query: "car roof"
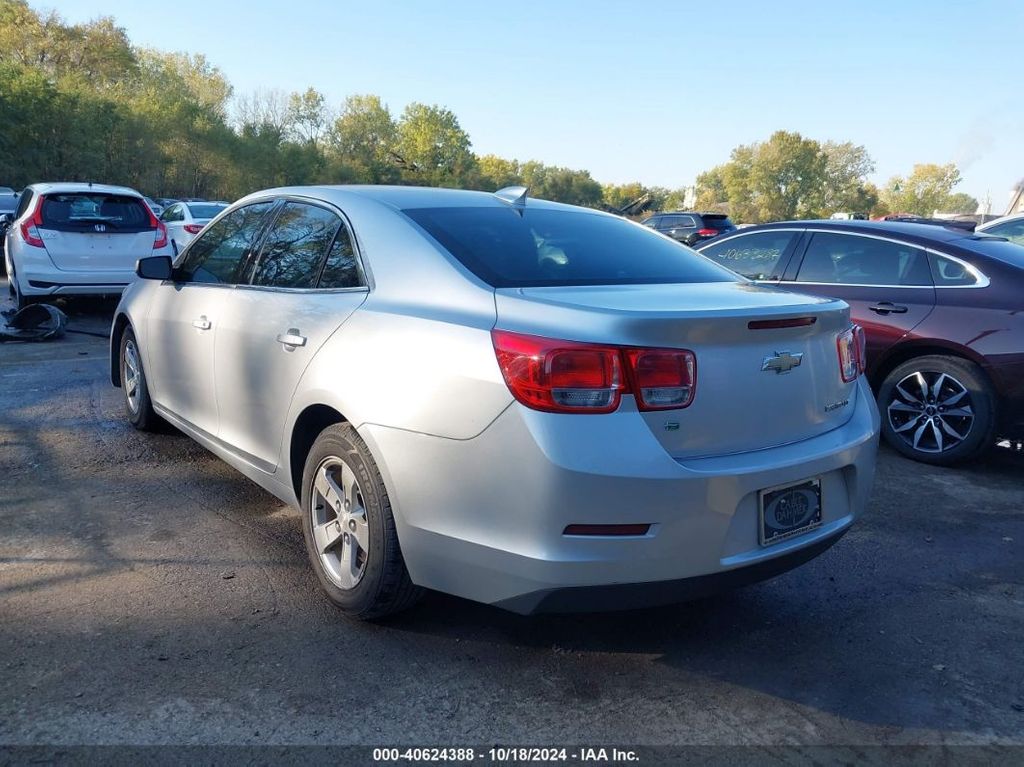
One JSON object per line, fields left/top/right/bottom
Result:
{"left": 725, "top": 219, "right": 978, "bottom": 244}
{"left": 26, "top": 182, "right": 142, "bottom": 197}
{"left": 235, "top": 185, "right": 589, "bottom": 214}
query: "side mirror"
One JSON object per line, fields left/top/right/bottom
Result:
{"left": 136, "top": 255, "right": 173, "bottom": 281}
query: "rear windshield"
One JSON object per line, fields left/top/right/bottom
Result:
{"left": 403, "top": 206, "right": 736, "bottom": 288}
{"left": 41, "top": 193, "right": 152, "bottom": 232}
{"left": 187, "top": 203, "right": 227, "bottom": 219}
{"left": 957, "top": 236, "right": 1024, "bottom": 268}
{"left": 702, "top": 215, "right": 734, "bottom": 229}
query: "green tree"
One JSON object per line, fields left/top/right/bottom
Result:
{"left": 944, "top": 192, "right": 979, "bottom": 215}
{"left": 395, "top": 103, "right": 476, "bottom": 187}
{"left": 820, "top": 141, "right": 877, "bottom": 215}
{"left": 328, "top": 94, "right": 399, "bottom": 183}
{"left": 881, "top": 163, "right": 964, "bottom": 216}
{"left": 287, "top": 87, "right": 328, "bottom": 147}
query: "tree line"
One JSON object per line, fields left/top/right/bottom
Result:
{"left": 0, "top": 0, "right": 977, "bottom": 221}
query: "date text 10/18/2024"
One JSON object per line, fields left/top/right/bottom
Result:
{"left": 373, "top": 747, "right": 640, "bottom": 763}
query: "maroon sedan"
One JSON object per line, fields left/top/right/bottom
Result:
{"left": 698, "top": 221, "right": 1024, "bottom": 465}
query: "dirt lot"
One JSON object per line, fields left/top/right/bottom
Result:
{"left": 1, "top": 290, "right": 1022, "bottom": 750}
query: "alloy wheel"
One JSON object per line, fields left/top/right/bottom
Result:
{"left": 309, "top": 456, "right": 369, "bottom": 590}
{"left": 887, "top": 370, "right": 975, "bottom": 454}
{"left": 123, "top": 339, "right": 142, "bottom": 414}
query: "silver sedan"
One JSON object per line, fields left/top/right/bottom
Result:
{"left": 111, "top": 186, "right": 880, "bottom": 618}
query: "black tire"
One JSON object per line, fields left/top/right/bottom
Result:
{"left": 878, "top": 354, "right": 996, "bottom": 466}
{"left": 300, "top": 423, "right": 422, "bottom": 620}
{"left": 119, "top": 327, "right": 159, "bottom": 431}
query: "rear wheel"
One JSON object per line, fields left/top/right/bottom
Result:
{"left": 120, "top": 327, "right": 159, "bottom": 430}
{"left": 300, "top": 423, "right": 422, "bottom": 620}
{"left": 878, "top": 355, "right": 995, "bottom": 465}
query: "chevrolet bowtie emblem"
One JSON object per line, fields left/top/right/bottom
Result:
{"left": 762, "top": 351, "right": 803, "bottom": 374}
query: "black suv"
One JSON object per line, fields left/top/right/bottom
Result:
{"left": 641, "top": 212, "right": 736, "bottom": 246}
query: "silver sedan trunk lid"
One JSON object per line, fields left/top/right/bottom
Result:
{"left": 495, "top": 282, "right": 857, "bottom": 458}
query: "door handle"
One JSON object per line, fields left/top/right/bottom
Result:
{"left": 868, "top": 302, "right": 908, "bottom": 315}
{"left": 277, "top": 329, "right": 307, "bottom": 349}
{"left": 191, "top": 316, "right": 211, "bottom": 330}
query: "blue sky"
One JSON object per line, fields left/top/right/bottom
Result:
{"left": 49, "top": 0, "right": 1024, "bottom": 209}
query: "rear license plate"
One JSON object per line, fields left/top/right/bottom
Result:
{"left": 759, "top": 478, "right": 822, "bottom": 546}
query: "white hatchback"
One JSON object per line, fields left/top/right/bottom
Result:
{"left": 4, "top": 182, "right": 173, "bottom": 309}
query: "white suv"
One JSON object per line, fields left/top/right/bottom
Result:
{"left": 4, "top": 182, "right": 172, "bottom": 309}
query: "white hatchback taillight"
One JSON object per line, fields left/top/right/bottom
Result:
{"left": 837, "top": 325, "right": 866, "bottom": 383}
{"left": 492, "top": 330, "right": 696, "bottom": 414}
{"left": 20, "top": 195, "right": 45, "bottom": 248}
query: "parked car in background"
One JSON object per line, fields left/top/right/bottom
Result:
{"left": 160, "top": 200, "right": 229, "bottom": 254}
{"left": 4, "top": 182, "right": 172, "bottom": 309}
{"left": 0, "top": 191, "right": 18, "bottom": 271}
{"left": 641, "top": 212, "right": 736, "bottom": 246}
{"left": 143, "top": 196, "right": 164, "bottom": 217}
{"left": 977, "top": 212, "right": 1024, "bottom": 245}
{"left": 697, "top": 221, "right": 1024, "bottom": 465}
{"left": 111, "top": 185, "right": 878, "bottom": 619}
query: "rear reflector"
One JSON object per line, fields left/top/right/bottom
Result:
{"left": 564, "top": 524, "right": 651, "bottom": 537}
{"left": 748, "top": 317, "right": 817, "bottom": 330}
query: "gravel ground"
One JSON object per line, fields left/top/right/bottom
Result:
{"left": 1, "top": 289, "right": 1022, "bottom": 750}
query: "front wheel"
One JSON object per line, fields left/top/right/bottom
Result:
{"left": 300, "top": 423, "right": 422, "bottom": 620}
{"left": 878, "top": 355, "right": 995, "bottom": 465}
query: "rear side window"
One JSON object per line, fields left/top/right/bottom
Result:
{"left": 929, "top": 254, "right": 980, "bottom": 286}
{"left": 250, "top": 203, "right": 341, "bottom": 289}
{"left": 177, "top": 201, "right": 274, "bottom": 284}
{"left": 700, "top": 231, "right": 796, "bottom": 280}
{"left": 319, "top": 227, "right": 363, "bottom": 288}
{"left": 403, "top": 207, "right": 735, "bottom": 288}
{"left": 796, "top": 232, "right": 931, "bottom": 286}
{"left": 187, "top": 203, "right": 228, "bottom": 220}
{"left": 40, "top": 193, "right": 152, "bottom": 232}
{"left": 161, "top": 205, "right": 184, "bottom": 222}
{"left": 661, "top": 215, "right": 696, "bottom": 228}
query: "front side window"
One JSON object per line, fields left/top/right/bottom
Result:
{"left": 250, "top": 202, "right": 342, "bottom": 289}
{"left": 177, "top": 201, "right": 274, "bottom": 284}
{"left": 403, "top": 206, "right": 735, "bottom": 288}
{"left": 796, "top": 232, "right": 931, "bottom": 286}
{"left": 700, "top": 231, "right": 796, "bottom": 280}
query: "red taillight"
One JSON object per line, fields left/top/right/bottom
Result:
{"left": 146, "top": 206, "right": 168, "bottom": 249}
{"left": 853, "top": 324, "right": 867, "bottom": 375}
{"left": 20, "top": 195, "right": 45, "bottom": 248}
{"left": 183, "top": 223, "right": 204, "bottom": 234}
{"left": 491, "top": 330, "right": 696, "bottom": 414}
{"left": 697, "top": 228, "right": 719, "bottom": 237}
{"left": 492, "top": 331, "right": 624, "bottom": 413}
{"left": 837, "top": 325, "right": 865, "bottom": 383}
{"left": 624, "top": 349, "right": 696, "bottom": 410}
